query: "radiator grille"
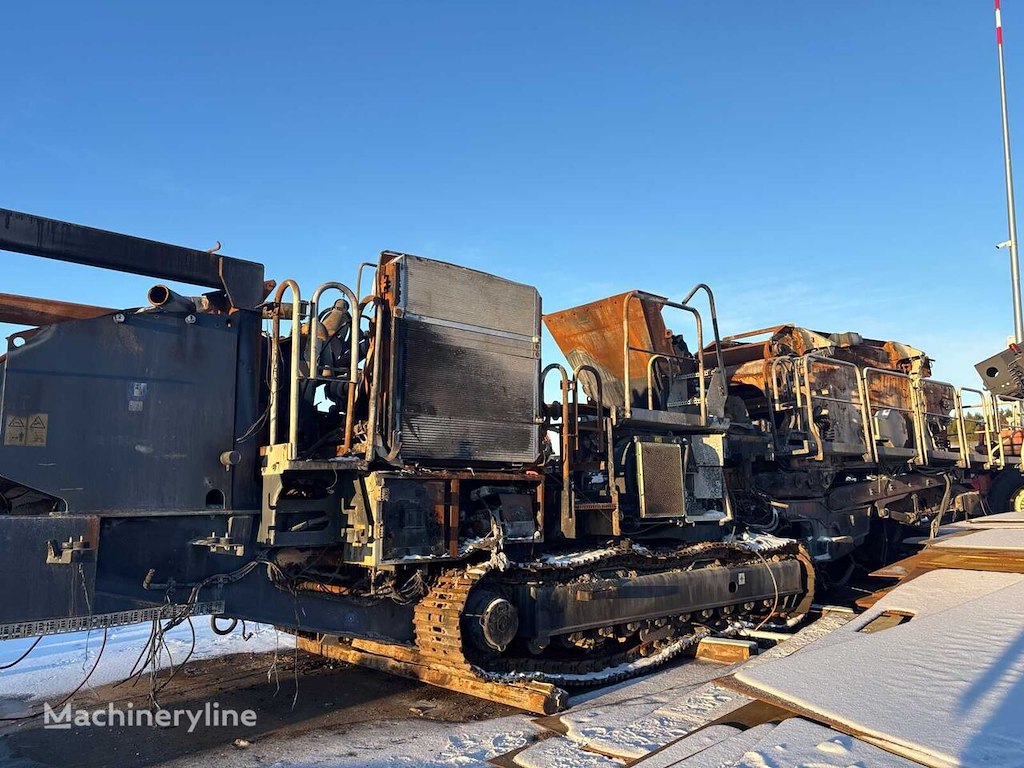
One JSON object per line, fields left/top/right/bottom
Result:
{"left": 394, "top": 256, "right": 540, "bottom": 463}
{"left": 636, "top": 442, "right": 686, "bottom": 518}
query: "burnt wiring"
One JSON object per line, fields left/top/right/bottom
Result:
{"left": 0, "top": 629, "right": 108, "bottom": 722}
{"left": 749, "top": 547, "right": 781, "bottom": 633}
{"left": 0, "top": 636, "right": 41, "bottom": 670}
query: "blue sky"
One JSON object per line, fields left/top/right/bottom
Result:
{"left": 0, "top": 2, "right": 1019, "bottom": 386}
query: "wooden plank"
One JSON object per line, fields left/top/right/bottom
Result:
{"left": 296, "top": 634, "right": 568, "bottom": 715}
{"left": 695, "top": 637, "right": 757, "bottom": 664}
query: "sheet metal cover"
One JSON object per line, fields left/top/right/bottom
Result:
{"left": 395, "top": 256, "right": 541, "bottom": 463}
{"left": 544, "top": 292, "right": 672, "bottom": 408}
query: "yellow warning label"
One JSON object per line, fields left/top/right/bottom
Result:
{"left": 26, "top": 414, "right": 48, "bottom": 448}
{"left": 4, "top": 415, "right": 26, "bottom": 446}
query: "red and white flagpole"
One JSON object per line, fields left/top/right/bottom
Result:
{"left": 996, "top": 0, "right": 1024, "bottom": 344}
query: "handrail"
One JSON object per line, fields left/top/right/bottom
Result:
{"left": 681, "top": 283, "right": 728, "bottom": 400}
{"left": 621, "top": 291, "right": 706, "bottom": 424}
{"left": 355, "top": 261, "right": 378, "bottom": 300}
{"left": 912, "top": 378, "right": 960, "bottom": 466}
{"left": 308, "top": 282, "right": 360, "bottom": 377}
{"left": 768, "top": 356, "right": 796, "bottom": 413}
{"left": 861, "top": 366, "right": 920, "bottom": 465}
{"left": 801, "top": 355, "right": 872, "bottom": 462}
{"left": 993, "top": 394, "right": 1024, "bottom": 469}
{"left": 573, "top": 363, "right": 608, "bottom": 459}
{"left": 308, "top": 282, "right": 362, "bottom": 455}
{"left": 362, "top": 295, "right": 385, "bottom": 461}
{"left": 269, "top": 280, "right": 303, "bottom": 458}
{"left": 955, "top": 387, "right": 990, "bottom": 468}
{"left": 542, "top": 363, "right": 574, "bottom": 534}
{"left": 646, "top": 354, "right": 671, "bottom": 410}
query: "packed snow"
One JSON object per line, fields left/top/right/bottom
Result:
{"left": 162, "top": 714, "right": 541, "bottom": 768}
{"left": 0, "top": 619, "right": 281, "bottom": 704}
{"left": 934, "top": 527, "right": 1024, "bottom": 550}
{"left": 735, "top": 575, "right": 1024, "bottom": 767}
{"left": 638, "top": 723, "right": 775, "bottom": 768}
{"left": 730, "top": 718, "right": 919, "bottom": 768}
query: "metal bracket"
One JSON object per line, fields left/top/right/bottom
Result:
{"left": 45, "top": 537, "right": 95, "bottom": 565}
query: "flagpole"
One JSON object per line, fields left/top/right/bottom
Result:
{"left": 996, "top": 0, "right": 1024, "bottom": 344}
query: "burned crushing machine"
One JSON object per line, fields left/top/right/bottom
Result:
{"left": 0, "top": 209, "right": 1019, "bottom": 711}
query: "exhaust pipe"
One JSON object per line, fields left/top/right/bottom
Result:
{"left": 147, "top": 285, "right": 198, "bottom": 314}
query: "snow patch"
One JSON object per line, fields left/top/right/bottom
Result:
{"left": 0, "top": 620, "right": 281, "bottom": 702}
{"left": 732, "top": 718, "right": 920, "bottom": 767}
{"left": 735, "top": 577, "right": 1024, "bottom": 768}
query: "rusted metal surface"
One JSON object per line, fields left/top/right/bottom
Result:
{"left": 544, "top": 291, "right": 673, "bottom": 407}
{"left": 0, "top": 292, "right": 115, "bottom": 327}
{"left": 715, "top": 326, "right": 929, "bottom": 376}
{"left": 295, "top": 633, "right": 567, "bottom": 714}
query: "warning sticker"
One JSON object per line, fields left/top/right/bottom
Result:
{"left": 26, "top": 414, "right": 48, "bottom": 447}
{"left": 128, "top": 381, "right": 148, "bottom": 413}
{"left": 4, "top": 415, "right": 26, "bottom": 446}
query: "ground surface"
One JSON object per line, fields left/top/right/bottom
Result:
{"left": 0, "top": 646, "right": 519, "bottom": 768}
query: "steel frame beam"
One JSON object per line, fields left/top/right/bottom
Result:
{"left": 0, "top": 208, "right": 266, "bottom": 309}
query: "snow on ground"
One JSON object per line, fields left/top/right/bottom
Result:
{"left": 639, "top": 723, "right": 775, "bottom": 768}
{"left": 576, "top": 682, "right": 746, "bottom": 760}
{"left": 162, "top": 714, "right": 542, "bottom": 768}
{"left": 513, "top": 736, "right": 625, "bottom": 768}
{"left": 0, "top": 619, "right": 281, "bottom": 703}
{"left": 630, "top": 724, "right": 741, "bottom": 768}
{"left": 934, "top": 527, "right": 1024, "bottom": 550}
{"left": 735, "top": 575, "right": 1024, "bottom": 768}
{"left": 731, "top": 718, "right": 920, "bottom": 768}
{"left": 558, "top": 660, "right": 732, "bottom": 742}
{"left": 510, "top": 612, "right": 855, "bottom": 766}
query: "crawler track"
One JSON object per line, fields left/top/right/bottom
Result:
{"left": 415, "top": 539, "right": 813, "bottom": 686}
{"left": 301, "top": 538, "right": 814, "bottom": 714}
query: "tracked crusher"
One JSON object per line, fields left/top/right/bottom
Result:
{"left": 0, "top": 209, "right": 1017, "bottom": 712}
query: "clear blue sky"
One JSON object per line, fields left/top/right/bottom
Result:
{"left": 0, "top": 2, "right": 1019, "bottom": 386}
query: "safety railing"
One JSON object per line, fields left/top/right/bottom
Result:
{"left": 861, "top": 367, "right": 920, "bottom": 464}
{"left": 268, "top": 278, "right": 365, "bottom": 461}
{"left": 913, "top": 379, "right": 961, "bottom": 466}
{"left": 767, "top": 356, "right": 815, "bottom": 456}
{"left": 764, "top": 355, "right": 1024, "bottom": 472}
{"left": 622, "top": 292, "right": 707, "bottom": 424}
{"left": 992, "top": 395, "right": 1024, "bottom": 468}
{"left": 799, "top": 356, "right": 872, "bottom": 461}
{"left": 955, "top": 387, "right": 991, "bottom": 468}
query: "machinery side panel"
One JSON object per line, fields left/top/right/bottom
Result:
{"left": 0, "top": 312, "right": 240, "bottom": 513}
{"left": 0, "top": 516, "right": 97, "bottom": 627}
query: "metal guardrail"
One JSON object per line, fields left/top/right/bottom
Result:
{"left": 268, "top": 278, "right": 368, "bottom": 461}
{"left": 621, "top": 292, "right": 708, "bottom": 424}
{"left": 767, "top": 355, "right": 1024, "bottom": 472}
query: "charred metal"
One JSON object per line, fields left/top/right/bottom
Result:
{"left": 0, "top": 208, "right": 1018, "bottom": 711}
